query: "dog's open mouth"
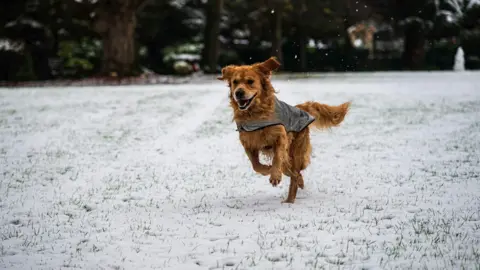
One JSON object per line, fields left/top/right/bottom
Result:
{"left": 236, "top": 93, "right": 257, "bottom": 110}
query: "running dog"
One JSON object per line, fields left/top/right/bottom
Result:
{"left": 218, "top": 57, "right": 350, "bottom": 203}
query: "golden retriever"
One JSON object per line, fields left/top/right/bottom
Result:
{"left": 217, "top": 57, "right": 350, "bottom": 203}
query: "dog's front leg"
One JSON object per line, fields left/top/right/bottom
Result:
{"left": 270, "top": 133, "right": 289, "bottom": 187}
{"left": 245, "top": 149, "right": 271, "bottom": 176}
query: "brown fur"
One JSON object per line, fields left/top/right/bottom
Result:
{"left": 218, "top": 57, "right": 351, "bottom": 203}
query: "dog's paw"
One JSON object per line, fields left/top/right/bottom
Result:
{"left": 269, "top": 175, "right": 281, "bottom": 187}
{"left": 282, "top": 198, "right": 295, "bottom": 204}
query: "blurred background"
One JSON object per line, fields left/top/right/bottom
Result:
{"left": 0, "top": 0, "right": 479, "bottom": 82}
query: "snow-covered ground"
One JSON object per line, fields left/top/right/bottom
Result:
{"left": 1, "top": 72, "right": 480, "bottom": 270}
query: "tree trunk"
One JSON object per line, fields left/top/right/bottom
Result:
{"left": 297, "top": 31, "right": 307, "bottom": 71}
{"left": 202, "top": 0, "right": 223, "bottom": 74}
{"left": 271, "top": 1, "right": 284, "bottom": 64}
{"left": 99, "top": 11, "right": 136, "bottom": 77}
{"left": 402, "top": 21, "right": 426, "bottom": 70}
{"left": 94, "top": 0, "right": 142, "bottom": 77}
{"left": 343, "top": 0, "right": 354, "bottom": 71}
{"left": 31, "top": 46, "right": 53, "bottom": 80}
{"left": 295, "top": 0, "right": 307, "bottom": 72}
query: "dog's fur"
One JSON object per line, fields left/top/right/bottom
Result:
{"left": 218, "top": 57, "right": 350, "bottom": 203}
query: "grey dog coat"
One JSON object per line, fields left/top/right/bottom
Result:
{"left": 235, "top": 97, "right": 315, "bottom": 132}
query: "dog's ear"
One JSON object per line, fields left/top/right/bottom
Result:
{"left": 254, "top": 57, "right": 281, "bottom": 76}
{"left": 217, "top": 65, "right": 236, "bottom": 81}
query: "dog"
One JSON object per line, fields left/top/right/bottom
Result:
{"left": 217, "top": 57, "right": 350, "bottom": 203}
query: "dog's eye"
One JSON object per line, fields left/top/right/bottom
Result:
{"left": 247, "top": 79, "right": 254, "bottom": 85}
{"left": 232, "top": 79, "right": 238, "bottom": 85}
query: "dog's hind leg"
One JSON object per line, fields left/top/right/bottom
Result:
{"left": 295, "top": 128, "right": 311, "bottom": 189}
{"left": 283, "top": 128, "right": 311, "bottom": 203}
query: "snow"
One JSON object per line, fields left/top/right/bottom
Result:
{"left": 436, "top": 0, "right": 480, "bottom": 23}
{"left": 439, "top": 0, "right": 480, "bottom": 14}
{"left": 4, "top": 18, "right": 43, "bottom": 29}
{"left": 1, "top": 72, "right": 480, "bottom": 269}
{"left": 0, "top": 39, "right": 24, "bottom": 52}
{"left": 454, "top": 47, "right": 466, "bottom": 71}
{"left": 467, "top": 0, "right": 480, "bottom": 8}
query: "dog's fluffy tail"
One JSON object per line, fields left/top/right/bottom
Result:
{"left": 296, "top": 101, "right": 351, "bottom": 129}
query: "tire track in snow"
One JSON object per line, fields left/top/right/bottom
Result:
{"left": 91, "top": 89, "right": 227, "bottom": 170}
{"left": 151, "top": 90, "right": 227, "bottom": 162}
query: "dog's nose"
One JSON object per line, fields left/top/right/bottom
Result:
{"left": 235, "top": 89, "right": 245, "bottom": 99}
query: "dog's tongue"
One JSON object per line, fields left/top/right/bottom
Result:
{"left": 239, "top": 99, "right": 248, "bottom": 106}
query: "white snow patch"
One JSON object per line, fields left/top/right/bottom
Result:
{"left": 5, "top": 18, "right": 43, "bottom": 29}
{"left": 1, "top": 72, "right": 480, "bottom": 269}
{"left": 0, "top": 39, "right": 24, "bottom": 52}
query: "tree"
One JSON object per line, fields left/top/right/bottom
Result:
{"left": 434, "top": 0, "right": 480, "bottom": 37}
{"left": 298, "top": 0, "right": 352, "bottom": 70}
{"left": 292, "top": 0, "right": 307, "bottom": 71}
{"left": 435, "top": 0, "right": 480, "bottom": 68}
{"left": 396, "top": 0, "right": 436, "bottom": 70}
{"left": 2, "top": 0, "right": 59, "bottom": 80}
{"left": 92, "top": 0, "right": 150, "bottom": 77}
{"left": 269, "top": 0, "right": 286, "bottom": 64}
{"left": 137, "top": 0, "right": 203, "bottom": 74}
{"left": 202, "top": 0, "right": 224, "bottom": 73}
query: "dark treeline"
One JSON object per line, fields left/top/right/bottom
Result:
{"left": 1, "top": 0, "right": 479, "bottom": 81}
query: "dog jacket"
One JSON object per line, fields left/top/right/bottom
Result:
{"left": 235, "top": 97, "right": 315, "bottom": 132}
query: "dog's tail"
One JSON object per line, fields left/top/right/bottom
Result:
{"left": 296, "top": 101, "right": 351, "bottom": 130}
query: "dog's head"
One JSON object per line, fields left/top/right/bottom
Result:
{"left": 217, "top": 57, "right": 281, "bottom": 111}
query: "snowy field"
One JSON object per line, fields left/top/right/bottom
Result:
{"left": 1, "top": 72, "right": 480, "bottom": 270}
